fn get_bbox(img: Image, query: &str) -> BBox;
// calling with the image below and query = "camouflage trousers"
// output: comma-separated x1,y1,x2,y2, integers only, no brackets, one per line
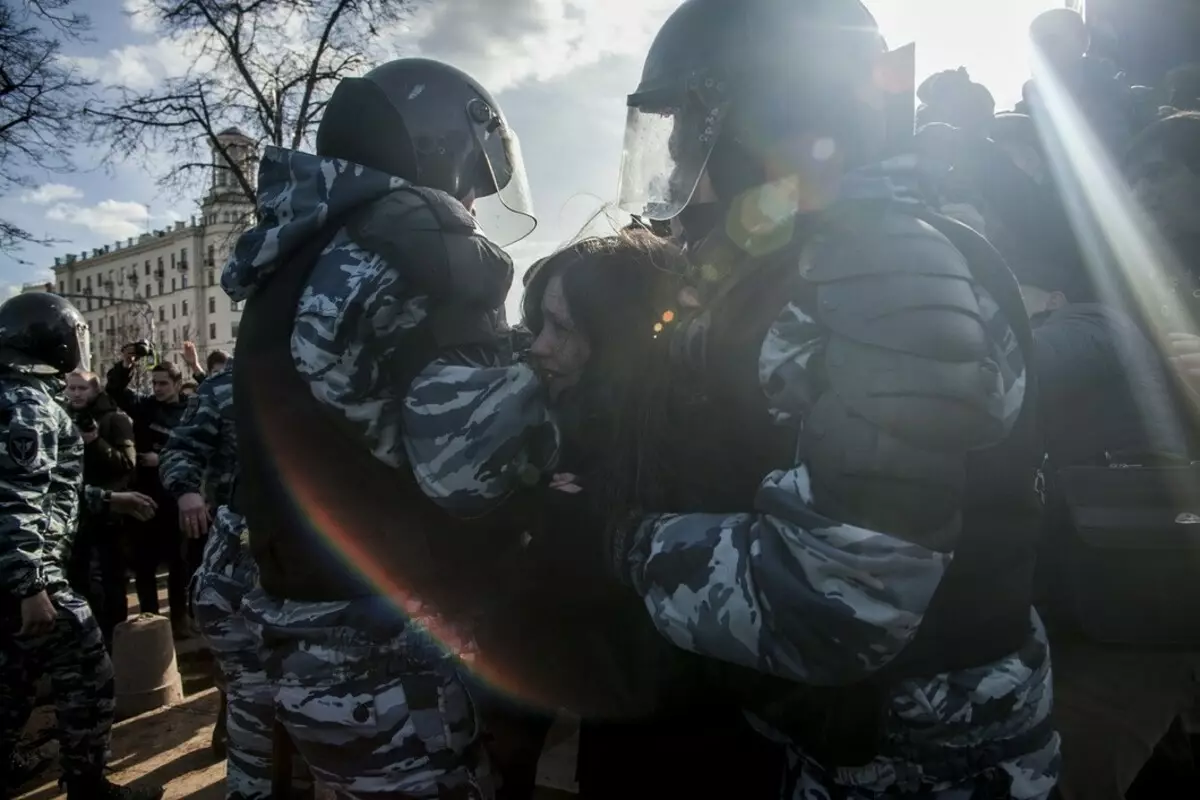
0,588,114,784
190,507,292,800
242,588,493,799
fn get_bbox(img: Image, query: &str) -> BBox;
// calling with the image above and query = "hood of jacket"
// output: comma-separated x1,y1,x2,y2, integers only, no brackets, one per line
221,146,411,301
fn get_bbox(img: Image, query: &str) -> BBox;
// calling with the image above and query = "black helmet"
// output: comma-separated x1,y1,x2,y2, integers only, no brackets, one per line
317,57,536,245
617,0,897,220
0,292,89,375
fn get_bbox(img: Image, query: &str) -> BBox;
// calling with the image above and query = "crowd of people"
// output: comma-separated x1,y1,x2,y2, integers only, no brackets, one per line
4,1,1200,799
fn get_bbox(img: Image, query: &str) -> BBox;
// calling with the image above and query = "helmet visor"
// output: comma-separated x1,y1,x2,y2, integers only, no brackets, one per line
616,90,727,221
471,106,537,247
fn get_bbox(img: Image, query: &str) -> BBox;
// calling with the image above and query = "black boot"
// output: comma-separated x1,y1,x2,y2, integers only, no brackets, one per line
211,689,228,760
7,749,51,791
63,771,164,800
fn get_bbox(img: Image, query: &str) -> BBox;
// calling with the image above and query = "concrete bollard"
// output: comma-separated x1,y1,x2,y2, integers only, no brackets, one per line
111,613,184,719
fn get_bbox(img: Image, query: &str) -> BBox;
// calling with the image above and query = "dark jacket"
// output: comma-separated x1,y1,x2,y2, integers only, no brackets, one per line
76,392,136,491
1033,303,1189,465
104,362,188,498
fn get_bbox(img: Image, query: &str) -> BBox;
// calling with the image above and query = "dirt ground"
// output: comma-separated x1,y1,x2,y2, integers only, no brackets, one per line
13,579,579,799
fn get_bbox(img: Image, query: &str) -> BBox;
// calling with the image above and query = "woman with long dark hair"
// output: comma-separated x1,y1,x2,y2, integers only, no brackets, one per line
484,227,782,799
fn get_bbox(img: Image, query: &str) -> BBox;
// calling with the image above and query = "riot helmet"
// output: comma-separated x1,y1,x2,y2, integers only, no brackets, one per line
617,0,893,221
318,57,536,245
0,292,90,375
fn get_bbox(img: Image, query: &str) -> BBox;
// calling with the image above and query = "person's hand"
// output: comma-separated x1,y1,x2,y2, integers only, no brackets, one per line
80,429,98,445
18,590,56,637
120,344,139,368
549,473,582,494
178,492,211,538
111,492,157,522
137,452,159,468
1168,333,1200,397
182,341,201,371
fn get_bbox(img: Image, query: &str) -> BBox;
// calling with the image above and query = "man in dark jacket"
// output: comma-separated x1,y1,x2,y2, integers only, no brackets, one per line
64,370,136,647
105,355,191,636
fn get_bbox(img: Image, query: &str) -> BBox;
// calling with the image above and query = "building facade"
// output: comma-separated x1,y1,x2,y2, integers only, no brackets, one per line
48,128,257,375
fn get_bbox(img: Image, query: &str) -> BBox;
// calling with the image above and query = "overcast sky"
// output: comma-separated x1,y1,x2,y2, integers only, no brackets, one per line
0,0,1062,317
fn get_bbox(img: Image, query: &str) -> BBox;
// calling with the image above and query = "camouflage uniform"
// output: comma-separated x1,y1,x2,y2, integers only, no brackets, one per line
619,165,1059,799
224,147,554,799
161,360,238,513
0,372,115,787
160,363,283,799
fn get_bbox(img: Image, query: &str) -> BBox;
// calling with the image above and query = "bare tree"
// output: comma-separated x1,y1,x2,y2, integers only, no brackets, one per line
86,0,413,209
0,0,92,256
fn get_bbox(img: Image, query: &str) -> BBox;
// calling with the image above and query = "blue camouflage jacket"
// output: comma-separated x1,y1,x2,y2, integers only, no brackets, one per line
160,362,237,509
222,148,554,622
0,371,84,599
622,162,1058,798
223,146,554,517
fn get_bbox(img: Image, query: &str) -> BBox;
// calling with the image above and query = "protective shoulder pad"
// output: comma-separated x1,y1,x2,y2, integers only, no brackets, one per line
800,210,973,283
348,187,512,309
802,207,989,363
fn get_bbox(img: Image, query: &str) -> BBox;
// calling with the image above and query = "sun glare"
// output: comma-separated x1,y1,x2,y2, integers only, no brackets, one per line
868,0,1066,109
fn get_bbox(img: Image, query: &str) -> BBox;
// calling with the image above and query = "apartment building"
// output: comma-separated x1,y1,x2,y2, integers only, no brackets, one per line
48,128,257,373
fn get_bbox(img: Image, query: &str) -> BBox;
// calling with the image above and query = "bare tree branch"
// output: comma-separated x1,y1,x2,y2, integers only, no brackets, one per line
86,0,415,214
0,0,93,252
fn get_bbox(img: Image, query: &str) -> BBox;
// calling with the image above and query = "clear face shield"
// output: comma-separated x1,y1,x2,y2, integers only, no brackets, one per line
467,98,537,247
616,84,729,221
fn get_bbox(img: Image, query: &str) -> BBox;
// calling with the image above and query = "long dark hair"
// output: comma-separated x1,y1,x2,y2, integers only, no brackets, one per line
521,228,684,519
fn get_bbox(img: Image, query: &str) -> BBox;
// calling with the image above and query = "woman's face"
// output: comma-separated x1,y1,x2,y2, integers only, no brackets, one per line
530,272,591,399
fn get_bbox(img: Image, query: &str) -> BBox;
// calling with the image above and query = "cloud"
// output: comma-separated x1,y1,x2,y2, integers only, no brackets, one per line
45,199,163,240
21,183,84,205
69,37,211,91
122,0,161,34
400,0,679,92
77,0,680,98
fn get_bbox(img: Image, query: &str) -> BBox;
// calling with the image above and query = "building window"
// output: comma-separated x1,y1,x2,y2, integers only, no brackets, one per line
207,270,215,286
181,274,188,289
145,260,151,276
145,283,152,298
231,322,239,338
209,322,217,340
172,304,177,320
207,244,215,265
171,278,176,291
58,281,64,293
230,299,240,312
85,275,91,287
75,279,81,292
180,247,188,264
182,300,189,316
159,307,165,322
157,281,163,295
170,253,175,269
157,257,163,272
208,297,216,314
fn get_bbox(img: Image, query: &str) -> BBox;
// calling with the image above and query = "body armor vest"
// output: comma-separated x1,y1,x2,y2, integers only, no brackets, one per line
656,204,1042,767
232,195,516,618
